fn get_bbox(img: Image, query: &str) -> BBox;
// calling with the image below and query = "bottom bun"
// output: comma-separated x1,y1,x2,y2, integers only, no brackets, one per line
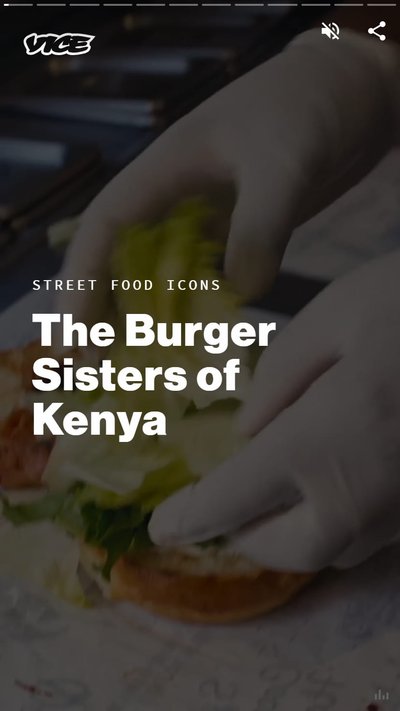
80,544,314,623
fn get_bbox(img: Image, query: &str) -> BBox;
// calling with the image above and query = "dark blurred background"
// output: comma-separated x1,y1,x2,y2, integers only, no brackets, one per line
0,2,398,314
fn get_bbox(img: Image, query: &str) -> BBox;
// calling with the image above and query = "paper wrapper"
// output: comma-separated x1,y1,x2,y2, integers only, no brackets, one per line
1,545,400,710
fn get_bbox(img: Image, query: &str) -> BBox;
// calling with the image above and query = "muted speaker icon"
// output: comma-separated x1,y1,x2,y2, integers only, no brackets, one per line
321,22,340,40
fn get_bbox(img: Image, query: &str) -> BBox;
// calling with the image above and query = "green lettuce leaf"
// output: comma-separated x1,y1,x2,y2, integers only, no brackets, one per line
1,489,84,537
79,502,151,579
1,492,67,525
1,489,151,581
130,459,197,512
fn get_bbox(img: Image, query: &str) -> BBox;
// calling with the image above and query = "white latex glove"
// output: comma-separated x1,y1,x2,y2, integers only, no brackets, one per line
57,29,399,324
149,250,400,571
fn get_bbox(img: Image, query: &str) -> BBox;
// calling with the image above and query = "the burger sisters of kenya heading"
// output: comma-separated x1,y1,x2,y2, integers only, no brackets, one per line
31,278,277,444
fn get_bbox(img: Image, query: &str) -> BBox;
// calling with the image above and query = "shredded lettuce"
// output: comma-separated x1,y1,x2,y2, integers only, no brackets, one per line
110,199,250,412
69,458,196,511
1,489,84,537
1,489,152,581
43,400,238,502
42,202,248,506
2,454,196,581
130,459,197,512
1,492,70,525
79,503,151,579
43,395,174,495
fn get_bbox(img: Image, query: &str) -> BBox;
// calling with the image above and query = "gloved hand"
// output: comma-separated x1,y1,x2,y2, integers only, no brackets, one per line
57,29,399,324
149,250,400,571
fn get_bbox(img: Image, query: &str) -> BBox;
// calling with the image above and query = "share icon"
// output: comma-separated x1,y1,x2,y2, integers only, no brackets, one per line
368,21,386,41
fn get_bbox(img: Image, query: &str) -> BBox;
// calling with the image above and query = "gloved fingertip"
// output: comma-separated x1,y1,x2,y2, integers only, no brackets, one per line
148,485,197,546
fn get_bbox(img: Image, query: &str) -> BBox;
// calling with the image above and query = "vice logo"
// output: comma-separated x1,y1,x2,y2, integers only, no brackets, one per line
24,33,95,56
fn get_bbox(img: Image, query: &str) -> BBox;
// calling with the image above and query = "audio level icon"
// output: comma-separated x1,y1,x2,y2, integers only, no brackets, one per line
374,688,390,701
